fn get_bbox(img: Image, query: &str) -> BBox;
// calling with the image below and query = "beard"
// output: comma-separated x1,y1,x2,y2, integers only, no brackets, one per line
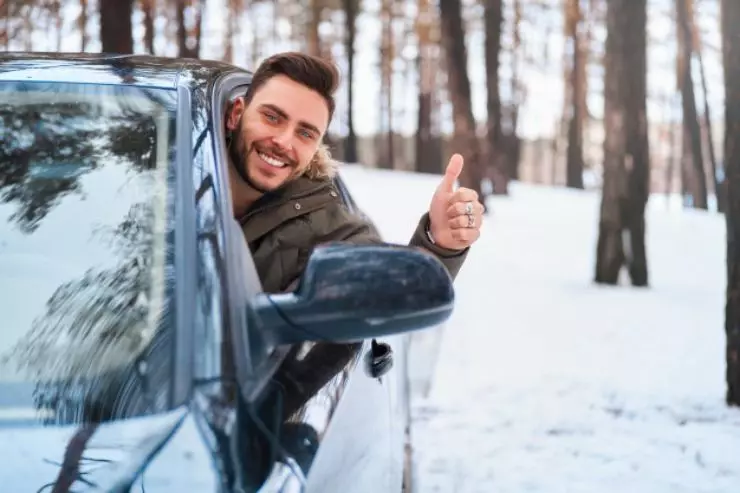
228,122,300,194
228,128,273,194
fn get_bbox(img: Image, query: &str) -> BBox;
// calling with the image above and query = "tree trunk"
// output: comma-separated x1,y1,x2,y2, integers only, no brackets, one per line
438,0,484,200
307,0,322,57
691,8,723,211
0,1,7,49
343,0,358,164
565,0,584,189
415,0,441,174
52,0,62,52
176,0,187,57
141,0,155,54
594,0,649,287
223,0,239,63
506,0,523,182
174,0,202,58
377,0,394,170
191,0,204,58
721,0,740,406
484,0,505,192
665,93,680,197
99,0,134,54
676,0,708,209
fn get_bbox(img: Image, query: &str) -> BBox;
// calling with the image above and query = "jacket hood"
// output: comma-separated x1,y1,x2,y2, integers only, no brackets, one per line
303,143,338,180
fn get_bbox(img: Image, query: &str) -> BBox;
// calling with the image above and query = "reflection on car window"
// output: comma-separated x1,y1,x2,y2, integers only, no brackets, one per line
0,81,178,421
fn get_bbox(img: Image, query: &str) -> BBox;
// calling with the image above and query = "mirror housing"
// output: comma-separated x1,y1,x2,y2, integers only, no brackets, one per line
252,244,455,345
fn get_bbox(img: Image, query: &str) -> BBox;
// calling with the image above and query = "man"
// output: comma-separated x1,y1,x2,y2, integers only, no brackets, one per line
225,51,484,293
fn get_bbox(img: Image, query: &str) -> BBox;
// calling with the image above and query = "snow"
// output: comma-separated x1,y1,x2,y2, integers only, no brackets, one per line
338,164,740,493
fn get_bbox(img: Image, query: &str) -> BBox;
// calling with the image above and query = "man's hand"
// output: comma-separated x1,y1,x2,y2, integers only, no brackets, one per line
428,153,484,251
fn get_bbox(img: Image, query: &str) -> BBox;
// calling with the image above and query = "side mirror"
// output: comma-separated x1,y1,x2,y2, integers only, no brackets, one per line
251,244,455,345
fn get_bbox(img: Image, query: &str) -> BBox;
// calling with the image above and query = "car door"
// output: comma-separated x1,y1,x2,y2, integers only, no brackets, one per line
209,74,401,492
329,174,409,492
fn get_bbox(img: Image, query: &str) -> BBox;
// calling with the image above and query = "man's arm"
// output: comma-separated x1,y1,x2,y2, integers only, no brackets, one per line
408,212,468,280
325,206,468,281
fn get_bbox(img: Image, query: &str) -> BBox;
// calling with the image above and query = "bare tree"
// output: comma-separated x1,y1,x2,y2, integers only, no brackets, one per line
342,0,359,163
378,0,395,169
438,0,484,199
594,0,650,287
414,0,442,175
140,0,155,54
307,0,323,57
175,0,204,58
721,0,740,406
690,3,723,211
99,0,134,54
565,0,585,189
676,0,707,209
503,0,523,183
484,0,504,193
223,0,241,63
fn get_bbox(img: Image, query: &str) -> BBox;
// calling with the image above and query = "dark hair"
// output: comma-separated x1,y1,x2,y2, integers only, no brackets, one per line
244,52,340,120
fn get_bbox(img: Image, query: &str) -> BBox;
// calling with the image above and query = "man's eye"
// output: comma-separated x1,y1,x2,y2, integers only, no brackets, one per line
299,130,313,139
264,113,278,122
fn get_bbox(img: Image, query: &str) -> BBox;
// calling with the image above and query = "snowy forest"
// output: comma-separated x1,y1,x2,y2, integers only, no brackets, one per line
2,0,740,408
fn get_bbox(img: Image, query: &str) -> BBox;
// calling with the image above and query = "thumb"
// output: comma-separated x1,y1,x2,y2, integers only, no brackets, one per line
439,153,464,193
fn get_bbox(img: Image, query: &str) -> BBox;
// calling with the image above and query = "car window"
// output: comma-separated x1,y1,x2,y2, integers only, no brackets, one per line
0,81,179,422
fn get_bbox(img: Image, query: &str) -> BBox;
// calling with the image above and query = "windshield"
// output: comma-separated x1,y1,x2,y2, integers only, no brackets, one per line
0,81,178,424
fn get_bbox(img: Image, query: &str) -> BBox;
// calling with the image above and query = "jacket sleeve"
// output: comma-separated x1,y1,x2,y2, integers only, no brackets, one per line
327,206,469,281
407,212,468,281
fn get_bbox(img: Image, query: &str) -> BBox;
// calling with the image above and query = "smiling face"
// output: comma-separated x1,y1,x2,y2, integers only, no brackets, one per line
226,75,330,193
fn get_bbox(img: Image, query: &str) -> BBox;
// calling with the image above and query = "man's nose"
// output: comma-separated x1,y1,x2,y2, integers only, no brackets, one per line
272,128,294,150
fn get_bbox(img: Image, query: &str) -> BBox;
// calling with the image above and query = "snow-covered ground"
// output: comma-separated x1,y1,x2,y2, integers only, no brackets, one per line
339,164,740,493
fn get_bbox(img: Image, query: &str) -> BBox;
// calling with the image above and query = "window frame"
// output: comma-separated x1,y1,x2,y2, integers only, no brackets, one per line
171,82,197,406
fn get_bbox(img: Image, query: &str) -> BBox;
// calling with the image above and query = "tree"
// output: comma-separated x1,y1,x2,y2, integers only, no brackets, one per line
99,0,134,54
176,0,205,58
141,0,155,54
721,0,740,406
438,0,484,199
502,0,523,183
594,0,650,287
484,0,505,192
378,0,396,169
565,0,585,189
676,0,707,209
414,0,442,175
342,0,359,163
689,1,723,212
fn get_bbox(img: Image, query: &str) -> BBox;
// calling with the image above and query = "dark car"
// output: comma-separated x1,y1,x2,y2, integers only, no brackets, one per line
0,53,454,492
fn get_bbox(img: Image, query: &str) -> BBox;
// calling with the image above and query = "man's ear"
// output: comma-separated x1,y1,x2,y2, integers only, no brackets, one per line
226,97,245,131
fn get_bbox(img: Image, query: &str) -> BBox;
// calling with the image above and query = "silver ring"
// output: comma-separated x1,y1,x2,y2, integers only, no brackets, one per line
464,201,474,215
467,213,475,228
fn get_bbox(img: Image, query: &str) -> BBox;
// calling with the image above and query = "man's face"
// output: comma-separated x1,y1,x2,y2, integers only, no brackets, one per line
227,75,330,193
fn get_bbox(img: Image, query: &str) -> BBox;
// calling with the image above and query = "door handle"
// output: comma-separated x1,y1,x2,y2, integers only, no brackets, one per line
365,339,394,378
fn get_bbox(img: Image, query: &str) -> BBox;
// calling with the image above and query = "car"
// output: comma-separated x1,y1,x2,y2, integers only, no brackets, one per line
0,53,454,492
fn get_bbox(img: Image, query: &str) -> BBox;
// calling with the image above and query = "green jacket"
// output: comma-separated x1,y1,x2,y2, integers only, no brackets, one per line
239,175,468,293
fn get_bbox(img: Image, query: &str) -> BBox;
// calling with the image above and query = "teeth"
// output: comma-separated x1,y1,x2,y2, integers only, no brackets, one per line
259,152,286,168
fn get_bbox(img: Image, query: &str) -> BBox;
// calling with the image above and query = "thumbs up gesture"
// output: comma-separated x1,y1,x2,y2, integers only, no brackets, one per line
428,153,484,251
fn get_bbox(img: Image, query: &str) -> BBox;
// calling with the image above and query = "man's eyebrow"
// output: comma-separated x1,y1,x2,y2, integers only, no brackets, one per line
260,103,321,136
260,103,288,120
297,120,321,137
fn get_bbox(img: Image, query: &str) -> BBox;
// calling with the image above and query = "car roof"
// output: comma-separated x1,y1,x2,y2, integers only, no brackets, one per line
0,52,250,89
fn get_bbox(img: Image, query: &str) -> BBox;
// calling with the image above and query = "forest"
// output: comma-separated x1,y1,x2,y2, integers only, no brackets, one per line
2,0,740,406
